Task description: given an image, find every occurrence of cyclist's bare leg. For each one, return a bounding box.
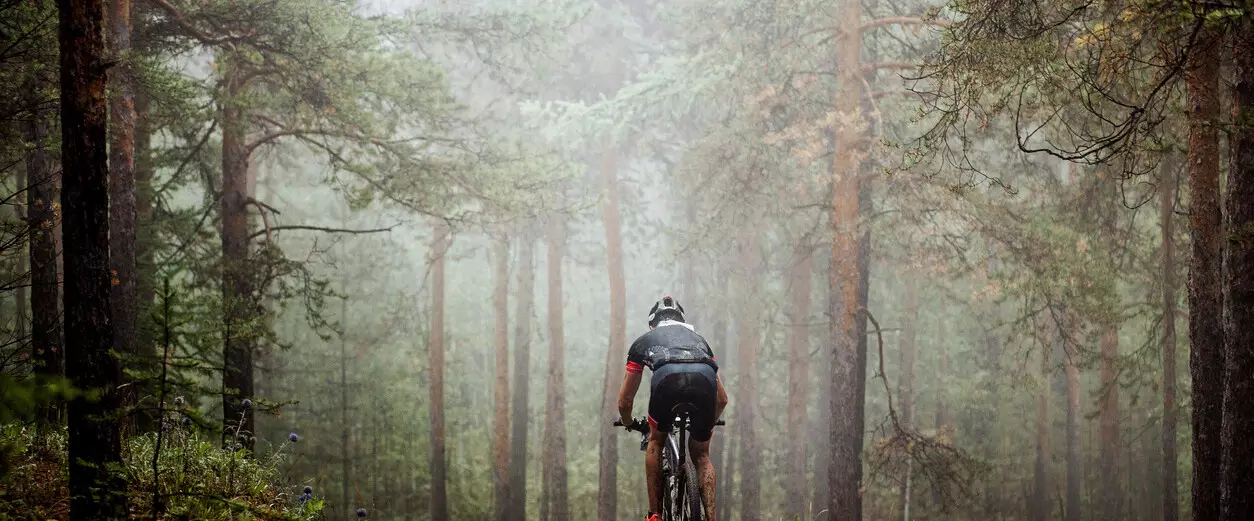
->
[689,437,716,521]
[647,426,666,514]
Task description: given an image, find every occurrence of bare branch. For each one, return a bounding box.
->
[247,224,400,241]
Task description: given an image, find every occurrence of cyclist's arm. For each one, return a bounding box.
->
[617,369,643,424]
[715,375,729,420]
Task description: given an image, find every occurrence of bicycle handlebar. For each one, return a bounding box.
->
[613,417,727,435]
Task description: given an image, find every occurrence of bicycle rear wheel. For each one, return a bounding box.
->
[680,458,705,521]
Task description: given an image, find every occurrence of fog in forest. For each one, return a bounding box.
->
[2,1,1250,521]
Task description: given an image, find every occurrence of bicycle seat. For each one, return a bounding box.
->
[671,402,698,420]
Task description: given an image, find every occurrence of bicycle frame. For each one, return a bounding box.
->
[615,414,724,521]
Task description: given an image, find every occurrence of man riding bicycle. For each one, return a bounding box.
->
[617,296,729,521]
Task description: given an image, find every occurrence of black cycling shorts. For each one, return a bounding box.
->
[647,363,718,442]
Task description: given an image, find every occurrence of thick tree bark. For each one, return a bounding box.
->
[1032,328,1051,521]
[57,0,128,518]
[220,61,254,450]
[1187,13,1224,521]
[783,242,813,516]
[1221,18,1254,521]
[1160,154,1179,521]
[509,225,536,520]
[827,0,867,517]
[897,276,919,519]
[734,231,762,520]
[107,0,139,428]
[26,63,64,427]
[493,233,511,521]
[1062,314,1081,521]
[428,223,449,521]
[541,215,569,521]
[598,147,626,521]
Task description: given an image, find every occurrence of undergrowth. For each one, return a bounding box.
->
[0,424,325,520]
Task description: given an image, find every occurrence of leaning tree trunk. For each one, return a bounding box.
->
[827,0,867,516]
[598,147,627,521]
[1222,18,1254,521]
[57,0,128,518]
[509,225,536,521]
[492,233,511,521]
[1187,12,1225,521]
[1160,154,1179,521]
[783,242,813,516]
[219,60,255,450]
[734,230,763,521]
[107,0,140,431]
[26,46,64,427]
[541,214,570,521]
[428,223,449,521]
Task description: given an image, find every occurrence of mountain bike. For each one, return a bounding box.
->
[615,404,725,521]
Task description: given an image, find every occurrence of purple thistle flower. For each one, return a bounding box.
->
[288,432,299,443]
[182,416,192,427]
[303,486,313,495]
[161,423,170,431]
[240,398,253,410]
[356,508,367,517]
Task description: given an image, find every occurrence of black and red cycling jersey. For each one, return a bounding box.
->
[625,321,718,375]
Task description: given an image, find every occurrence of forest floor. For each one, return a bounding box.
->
[0,424,322,520]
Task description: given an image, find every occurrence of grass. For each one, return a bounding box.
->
[0,424,326,520]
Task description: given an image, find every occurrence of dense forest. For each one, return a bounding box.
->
[2,0,1254,520]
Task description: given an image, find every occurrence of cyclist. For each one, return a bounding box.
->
[617,296,728,521]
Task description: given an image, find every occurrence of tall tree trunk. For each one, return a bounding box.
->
[340,295,352,520]
[734,231,762,521]
[598,147,626,521]
[783,242,813,516]
[428,223,449,521]
[1221,18,1254,521]
[706,299,730,516]
[1187,11,1225,521]
[1032,327,1052,521]
[15,167,28,346]
[27,54,63,427]
[898,276,919,519]
[1160,155,1179,521]
[1062,313,1081,521]
[134,66,157,430]
[933,315,950,510]
[828,0,866,517]
[107,0,139,431]
[509,225,536,520]
[1099,322,1121,521]
[541,215,569,521]
[220,61,254,450]
[493,233,511,521]
[57,0,127,517]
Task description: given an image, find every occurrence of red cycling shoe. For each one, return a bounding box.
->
[646,513,661,521]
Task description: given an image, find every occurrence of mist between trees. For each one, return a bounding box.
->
[2,0,1253,521]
